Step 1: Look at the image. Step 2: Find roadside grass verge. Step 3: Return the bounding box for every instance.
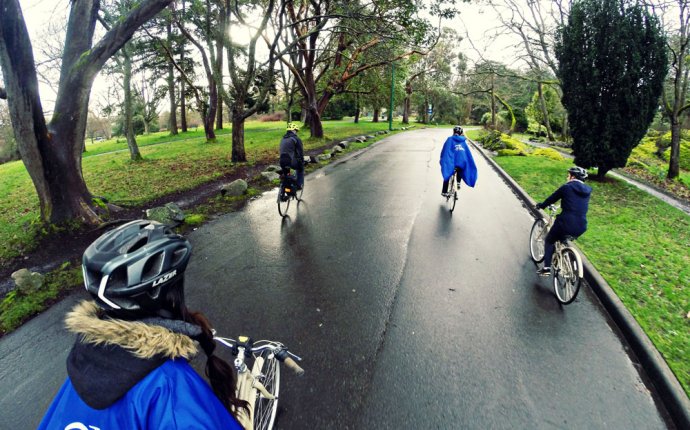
[0,262,82,335]
[0,119,410,262]
[494,155,690,396]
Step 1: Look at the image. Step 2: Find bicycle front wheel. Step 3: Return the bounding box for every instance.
[277,186,290,217]
[553,248,582,304]
[253,353,281,430]
[529,219,546,263]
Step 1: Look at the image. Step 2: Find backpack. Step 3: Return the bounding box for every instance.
[282,174,298,196]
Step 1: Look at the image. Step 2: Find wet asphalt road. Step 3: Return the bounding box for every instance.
[0,129,671,429]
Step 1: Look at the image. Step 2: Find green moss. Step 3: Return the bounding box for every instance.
[184,214,205,226]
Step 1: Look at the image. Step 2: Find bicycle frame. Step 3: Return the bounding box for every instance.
[539,206,583,278]
[553,238,584,279]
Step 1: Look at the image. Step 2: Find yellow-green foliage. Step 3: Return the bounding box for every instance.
[532,147,565,161]
[497,149,526,156]
[500,134,529,155]
[632,132,690,170]
[479,130,530,156]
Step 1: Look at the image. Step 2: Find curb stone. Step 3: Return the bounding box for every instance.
[467,137,690,429]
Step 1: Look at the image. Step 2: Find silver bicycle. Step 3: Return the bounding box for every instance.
[529,204,584,304]
[214,333,304,430]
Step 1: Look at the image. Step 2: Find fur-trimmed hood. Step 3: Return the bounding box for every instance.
[66,300,199,359]
[64,300,202,409]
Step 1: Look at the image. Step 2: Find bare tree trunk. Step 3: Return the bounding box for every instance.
[537,82,555,141]
[354,93,360,123]
[215,8,224,131]
[491,74,496,129]
[231,109,247,162]
[305,105,324,137]
[423,95,429,123]
[180,80,188,132]
[123,45,142,161]
[373,108,380,122]
[668,120,681,179]
[166,12,178,135]
[402,80,412,124]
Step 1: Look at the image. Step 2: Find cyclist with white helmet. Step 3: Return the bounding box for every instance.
[440,125,478,196]
[279,122,305,189]
[38,220,245,429]
[535,166,592,276]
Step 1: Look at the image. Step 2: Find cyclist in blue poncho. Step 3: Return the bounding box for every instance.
[38,220,245,430]
[440,126,478,196]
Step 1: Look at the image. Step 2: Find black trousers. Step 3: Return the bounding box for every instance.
[442,168,463,193]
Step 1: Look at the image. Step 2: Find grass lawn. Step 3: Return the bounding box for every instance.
[494,155,690,397]
[0,119,411,262]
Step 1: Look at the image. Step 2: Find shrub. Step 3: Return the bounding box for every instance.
[626,158,649,169]
[478,130,530,155]
[497,149,526,156]
[477,130,504,150]
[532,148,565,161]
[257,112,284,122]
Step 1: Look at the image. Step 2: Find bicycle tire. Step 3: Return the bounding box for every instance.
[277,185,290,217]
[553,247,582,304]
[529,219,547,263]
[445,176,457,212]
[296,183,304,201]
[253,353,281,430]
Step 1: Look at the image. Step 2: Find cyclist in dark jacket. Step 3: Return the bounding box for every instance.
[38,220,246,429]
[279,122,305,189]
[535,166,592,276]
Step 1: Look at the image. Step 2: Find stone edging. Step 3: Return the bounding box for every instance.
[467,137,690,429]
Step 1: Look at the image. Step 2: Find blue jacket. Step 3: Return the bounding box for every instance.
[540,180,592,236]
[38,301,243,430]
[440,135,478,187]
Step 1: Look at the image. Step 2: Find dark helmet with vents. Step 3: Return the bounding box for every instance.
[81,220,192,315]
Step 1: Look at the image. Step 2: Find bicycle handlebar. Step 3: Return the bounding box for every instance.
[284,356,305,376]
[213,335,305,376]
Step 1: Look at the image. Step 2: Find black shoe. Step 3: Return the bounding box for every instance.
[537,267,551,276]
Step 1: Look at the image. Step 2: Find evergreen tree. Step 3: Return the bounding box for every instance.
[555,0,667,178]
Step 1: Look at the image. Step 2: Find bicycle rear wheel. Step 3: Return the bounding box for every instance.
[553,248,582,304]
[529,219,546,263]
[296,183,304,201]
[277,185,290,217]
[253,353,281,430]
[445,176,457,212]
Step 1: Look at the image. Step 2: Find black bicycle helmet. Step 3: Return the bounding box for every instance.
[453,125,464,135]
[81,220,192,314]
[568,166,588,181]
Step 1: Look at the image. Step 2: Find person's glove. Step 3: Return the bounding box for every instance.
[535,202,544,210]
